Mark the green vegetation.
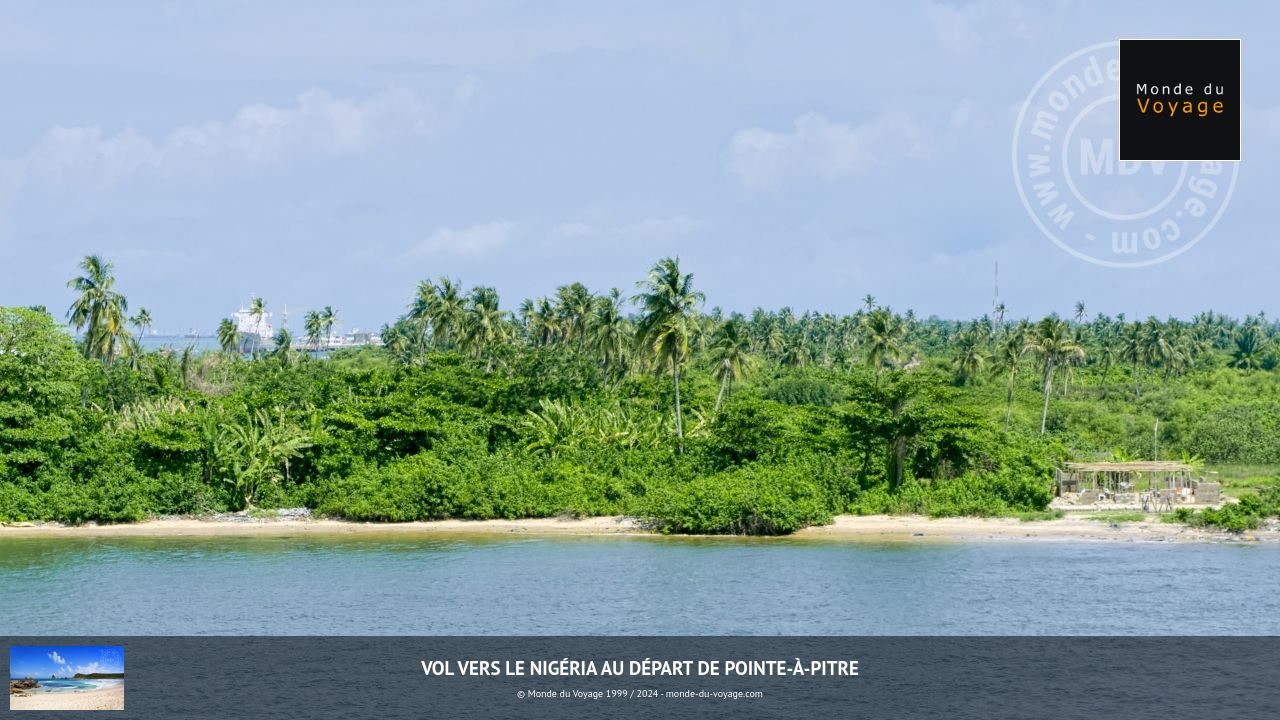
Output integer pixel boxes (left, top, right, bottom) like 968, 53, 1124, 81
3, 255, 1280, 534
1085, 511, 1149, 523
1171, 488, 1280, 533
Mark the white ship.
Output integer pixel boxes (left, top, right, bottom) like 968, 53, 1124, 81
233, 300, 274, 348
227, 298, 381, 351
289, 328, 383, 351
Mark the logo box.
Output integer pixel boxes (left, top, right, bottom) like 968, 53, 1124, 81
1119, 39, 1240, 161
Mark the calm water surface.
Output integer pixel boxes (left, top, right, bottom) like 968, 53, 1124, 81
1, 535, 1277, 635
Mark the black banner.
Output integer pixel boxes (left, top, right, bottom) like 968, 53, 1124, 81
5, 637, 1278, 719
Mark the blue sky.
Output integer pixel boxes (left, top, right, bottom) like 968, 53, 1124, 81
9, 645, 124, 678
0, 1, 1276, 334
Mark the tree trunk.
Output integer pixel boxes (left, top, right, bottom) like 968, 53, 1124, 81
891, 436, 907, 489
1004, 366, 1016, 431
672, 355, 684, 451
1039, 359, 1055, 434
889, 399, 907, 488
713, 361, 730, 414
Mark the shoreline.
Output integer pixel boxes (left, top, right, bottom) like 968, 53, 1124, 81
9, 684, 124, 711
1, 514, 1274, 543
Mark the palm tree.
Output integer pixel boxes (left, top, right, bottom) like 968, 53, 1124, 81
1119, 321, 1149, 395
462, 286, 511, 370
1025, 316, 1084, 434
859, 307, 906, 382
67, 254, 132, 362
779, 338, 810, 368
431, 278, 466, 348
1140, 317, 1173, 380
555, 282, 595, 346
1073, 301, 1087, 324
709, 318, 756, 413
525, 297, 559, 346
271, 328, 296, 366
408, 279, 437, 346
633, 257, 704, 447
248, 297, 267, 353
1094, 321, 1120, 388
588, 289, 629, 379
179, 345, 194, 389
1228, 324, 1270, 370
320, 306, 338, 348
130, 307, 153, 337
997, 322, 1028, 430
303, 310, 324, 351
381, 323, 411, 358
952, 329, 988, 385
217, 318, 240, 354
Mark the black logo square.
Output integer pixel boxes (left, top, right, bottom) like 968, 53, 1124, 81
1120, 39, 1240, 161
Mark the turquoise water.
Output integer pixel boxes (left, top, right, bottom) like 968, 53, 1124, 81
1, 535, 1277, 635
23, 679, 120, 693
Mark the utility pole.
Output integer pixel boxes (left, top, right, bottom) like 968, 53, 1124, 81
992, 261, 1000, 316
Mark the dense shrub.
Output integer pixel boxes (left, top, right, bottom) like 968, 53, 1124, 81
314, 452, 630, 522
1184, 404, 1280, 464
763, 376, 847, 407
644, 464, 833, 535
1173, 487, 1280, 532
847, 471, 1053, 518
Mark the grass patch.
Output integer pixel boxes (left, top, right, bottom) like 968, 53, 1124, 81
1011, 510, 1064, 522
1084, 511, 1148, 523
1203, 465, 1280, 498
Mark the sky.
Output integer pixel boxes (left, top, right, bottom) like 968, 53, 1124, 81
9, 645, 124, 678
0, 1, 1277, 334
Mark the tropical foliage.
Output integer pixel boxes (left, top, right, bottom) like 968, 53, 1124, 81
3, 254, 1280, 533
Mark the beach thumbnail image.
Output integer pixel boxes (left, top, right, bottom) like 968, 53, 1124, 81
9, 645, 124, 711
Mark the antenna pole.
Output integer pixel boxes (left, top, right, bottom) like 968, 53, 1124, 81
992, 261, 1000, 313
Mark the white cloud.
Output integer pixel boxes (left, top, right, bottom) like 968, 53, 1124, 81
4, 86, 442, 194
927, 3, 983, 55
74, 662, 106, 675
48, 651, 65, 665
405, 221, 516, 260
548, 215, 699, 244
727, 111, 926, 191
926, 1, 1041, 55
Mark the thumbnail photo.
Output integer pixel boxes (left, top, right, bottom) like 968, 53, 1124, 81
9, 646, 124, 711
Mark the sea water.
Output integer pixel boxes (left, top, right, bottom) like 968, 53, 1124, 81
21, 679, 122, 693
1, 535, 1277, 635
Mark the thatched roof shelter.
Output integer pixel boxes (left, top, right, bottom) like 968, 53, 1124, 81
1056, 460, 1199, 498
1063, 461, 1192, 473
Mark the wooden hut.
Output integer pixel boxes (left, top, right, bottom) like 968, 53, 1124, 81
1055, 461, 1212, 509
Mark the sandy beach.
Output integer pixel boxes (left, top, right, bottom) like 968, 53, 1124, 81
0, 513, 1274, 543
10, 684, 124, 711
796, 514, 1276, 543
